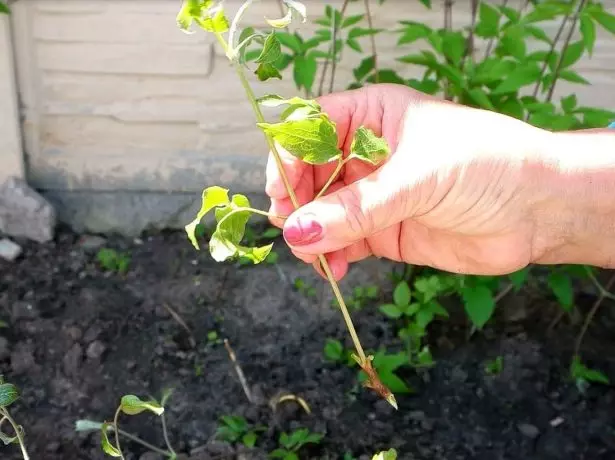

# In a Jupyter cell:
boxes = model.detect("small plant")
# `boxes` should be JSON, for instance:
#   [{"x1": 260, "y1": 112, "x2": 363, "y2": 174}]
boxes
[
  {"x1": 0, "y1": 378, "x2": 29, "y2": 460},
  {"x1": 570, "y1": 355, "x2": 610, "y2": 393},
  {"x1": 372, "y1": 449, "x2": 397, "y2": 460},
  {"x1": 269, "y1": 428, "x2": 324, "y2": 460},
  {"x1": 333, "y1": 284, "x2": 380, "y2": 311},
  {"x1": 96, "y1": 248, "x2": 130, "y2": 274},
  {"x1": 215, "y1": 415, "x2": 265, "y2": 448},
  {"x1": 80, "y1": 389, "x2": 177, "y2": 459},
  {"x1": 293, "y1": 277, "x2": 317, "y2": 298},
  {"x1": 484, "y1": 356, "x2": 504, "y2": 376},
  {"x1": 178, "y1": 0, "x2": 396, "y2": 408},
  {"x1": 358, "y1": 350, "x2": 413, "y2": 395},
  {"x1": 323, "y1": 338, "x2": 355, "y2": 366},
  {"x1": 239, "y1": 226, "x2": 281, "y2": 265},
  {"x1": 207, "y1": 330, "x2": 223, "y2": 345}
]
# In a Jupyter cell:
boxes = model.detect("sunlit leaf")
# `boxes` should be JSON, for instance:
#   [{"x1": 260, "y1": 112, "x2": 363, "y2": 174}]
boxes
[
  {"x1": 185, "y1": 186, "x2": 230, "y2": 250},
  {"x1": 348, "y1": 126, "x2": 390, "y2": 165},
  {"x1": 176, "y1": 0, "x2": 214, "y2": 33},
  {"x1": 120, "y1": 395, "x2": 164, "y2": 416},
  {"x1": 101, "y1": 423, "x2": 122, "y2": 457},
  {"x1": 372, "y1": 449, "x2": 397, "y2": 460},
  {"x1": 200, "y1": 6, "x2": 229, "y2": 33}
]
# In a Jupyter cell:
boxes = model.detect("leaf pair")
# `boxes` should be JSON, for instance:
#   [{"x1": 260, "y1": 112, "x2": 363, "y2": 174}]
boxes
[
  {"x1": 257, "y1": 95, "x2": 390, "y2": 166},
  {"x1": 185, "y1": 186, "x2": 273, "y2": 265}
]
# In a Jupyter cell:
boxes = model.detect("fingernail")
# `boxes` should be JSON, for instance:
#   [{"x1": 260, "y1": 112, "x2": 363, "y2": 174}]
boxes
[{"x1": 284, "y1": 213, "x2": 323, "y2": 246}]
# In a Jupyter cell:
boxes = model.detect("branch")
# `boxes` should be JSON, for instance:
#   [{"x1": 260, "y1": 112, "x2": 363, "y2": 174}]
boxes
[
  {"x1": 363, "y1": 0, "x2": 379, "y2": 83},
  {"x1": 327, "y1": 0, "x2": 351, "y2": 95}
]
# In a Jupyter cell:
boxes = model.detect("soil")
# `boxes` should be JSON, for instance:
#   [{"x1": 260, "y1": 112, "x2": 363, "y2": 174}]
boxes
[{"x1": 1, "y1": 226, "x2": 615, "y2": 460}]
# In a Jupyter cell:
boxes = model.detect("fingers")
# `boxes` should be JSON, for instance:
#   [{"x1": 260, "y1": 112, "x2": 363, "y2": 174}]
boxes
[{"x1": 265, "y1": 145, "x2": 308, "y2": 200}]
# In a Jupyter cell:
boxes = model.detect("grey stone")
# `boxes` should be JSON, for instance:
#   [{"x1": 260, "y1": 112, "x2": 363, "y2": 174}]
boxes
[
  {"x1": 77, "y1": 235, "x2": 107, "y2": 251},
  {"x1": 517, "y1": 423, "x2": 540, "y2": 439},
  {"x1": 10, "y1": 343, "x2": 37, "y2": 374},
  {"x1": 0, "y1": 177, "x2": 56, "y2": 242},
  {"x1": 12, "y1": 301, "x2": 39, "y2": 320},
  {"x1": 63, "y1": 343, "x2": 83, "y2": 377},
  {"x1": 0, "y1": 238, "x2": 21, "y2": 261},
  {"x1": 86, "y1": 340, "x2": 106, "y2": 360}
]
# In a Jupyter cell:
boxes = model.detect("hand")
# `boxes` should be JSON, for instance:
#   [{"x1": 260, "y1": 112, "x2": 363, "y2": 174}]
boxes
[{"x1": 264, "y1": 84, "x2": 563, "y2": 280}]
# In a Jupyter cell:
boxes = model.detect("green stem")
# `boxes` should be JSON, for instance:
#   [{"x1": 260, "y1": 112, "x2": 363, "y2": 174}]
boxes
[
  {"x1": 314, "y1": 157, "x2": 349, "y2": 200},
  {"x1": 113, "y1": 427, "x2": 173, "y2": 458},
  {"x1": 224, "y1": 33, "x2": 368, "y2": 364},
  {"x1": 0, "y1": 408, "x2": 29, "y2": 460},
  {"x1": 113, "y1": 407, "x2": 125, "y2": 460},
  {"x1": 160, "y1": 414, "x2": 176, "y2": 458}
]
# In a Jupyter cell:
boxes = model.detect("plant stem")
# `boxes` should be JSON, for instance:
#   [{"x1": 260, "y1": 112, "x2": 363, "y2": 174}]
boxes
[
  {"x1": 0, "y1": 408, "x2": 29, "y2": 460},
  {"x1": 329, "y1": 1, "x2": 350, "y2": 94},
  {"x1": 160, "y1": 414, "x2": 176, "y2": 458},
  {"x1": 545, "y1": 0, "x2": 586, "y2": 103},
  {"x1": 113, "y1": 427, "x2": 173, "y2": 458},
  {"x1": 113, "y1": 406, "x2": 125, "y2": 460},
  {"x1": 363, "y1": 0, "x2": 379, "y2": 83},
  {"x1": 318, "y1": 0, "x2": 351, "y2": 97},
  {"x1": 574, "y1": 271, "x2": 615, "y2": 356},
  {"x1": 228, "y1": 37, "x2": 368, "y2": 364},
  {"x1": 314, "y1": 157, "x2": 349, "y2": 200}
]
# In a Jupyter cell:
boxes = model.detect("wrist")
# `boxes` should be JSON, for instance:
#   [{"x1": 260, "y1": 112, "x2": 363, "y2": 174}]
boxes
[{"x1": 529, "y1": 127, "x2": 615, "y2": 268}]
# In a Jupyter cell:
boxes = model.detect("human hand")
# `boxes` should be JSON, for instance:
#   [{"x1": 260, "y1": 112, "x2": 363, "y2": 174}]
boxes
[{"x1": 264, "y1": 83, "x2": 566, "y2": 280}]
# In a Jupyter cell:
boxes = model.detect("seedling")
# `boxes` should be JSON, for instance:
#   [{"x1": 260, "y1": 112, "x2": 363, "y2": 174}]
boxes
[
  {"x1": 484, "y1": 356, "x2": 504, "y2": 376},
  {"x1": 570, "y1": 355, "x2": 610, "y2": 393},
  {"x1": 323, "y1": 338, "x2": 355, "y2": 367},
  {"x1": 294, "y1": 277, "x2": 317, "y2": 298},
  {"x1": 80, "y1": 389, "x2": 177, "y2": 459},
  {"x1": 177, "y1": 0, "x2": 396, "y2": 408},
  {"x1": 215, "y1": 415, "x2": 265, "y2": 448},
  {"x1": 372, "y1": 449, "x2": 397, "y2": 460},
  {"x1": 0, "y1": 378, "x2": 29, "y2": 460},
  {"x1": 269, "y1": 428, "x2": 323, "y2": 460},
  {"x1": 96, "y1": 248, "x2": 130, "y2": 274}
]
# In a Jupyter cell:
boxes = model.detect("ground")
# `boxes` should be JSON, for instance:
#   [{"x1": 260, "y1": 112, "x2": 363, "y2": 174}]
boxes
[{"x1": 1, "y1": 226, "x2": 615, "y2": 460}]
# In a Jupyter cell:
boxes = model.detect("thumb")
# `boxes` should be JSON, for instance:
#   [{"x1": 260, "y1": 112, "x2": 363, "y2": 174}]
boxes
[{"x1": 282, "y1": 157, "x2": 415, "y2": 255}]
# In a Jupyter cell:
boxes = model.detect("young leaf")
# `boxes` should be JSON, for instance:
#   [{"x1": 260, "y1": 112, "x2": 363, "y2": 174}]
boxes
[
  {"x1": 379, "y1": 303, "x2": 403, "y2": 319},
  {"x1": 242, "y1": 431, "x2": 257, "y2": 448},
  {"x1": 591, "y1": 10, "x2": 615, "y2": 35},
  {"x1": 324, "y1": 338, "x2": 344, "y2": 361},
  {"x1": 547, "y1": 272, "x2": 573, "y2": 312},
  {"x1": 0, "y1": 383, "x2": 20, "y2": 407},
  {"x1": 393, "y1": 281, "x2": 411, "y2": 307},
  {"x1": 560, "y1": 40, "x2": 585, "y2": 68},
  {"x1": 176, "y1": 0, "x2": 209, "y2": 33},
  {"x1": 101, "y1": 423, "x2": 122, "y2": 457},
  {"x1": 200, "y1": 7, "x2": 229, "y2": 33},
  {"x1": 185, "y1": 186, "x2": 230, "y2": 250},
  {"x1": 256, "y1": 33, "x2": 282, "y2": 64},
  {"x1": 120, "y1": 395, "x2": 164, "y2": 416},
  {"x1": 491, "y1": 63, "x2": 541, "y2": 95},
  {"x1": 580, "y1": 14, "x2": 596, "y2": 55},
  {"x1": 348, "y1": 126, "x2": 391, "y2": 165},
  {"x1": 461, "y1": 286, "x2": 495, "y2": 329},
  {"x1": 0, "y1": 431, "x2": 18, "y2": 446},
  {"x1": 75, "y1": 419, "x2": 105, "y2": 433},
  {"x1": 372, "y1": 449, "x2": 397, "y2": 460},
  {"x1": 255, "y1": 62, "x2": 282, "y2": 81},
  {"x1": 257, "y1": 115, "x2": 342, "y2": 165}
]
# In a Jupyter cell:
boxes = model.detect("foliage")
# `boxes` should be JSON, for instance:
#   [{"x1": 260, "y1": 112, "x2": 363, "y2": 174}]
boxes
[
  {"x1": 96, "y1": 248, "x2": 131, "y2": 274},
  {"x1": 215, "y1": 415, "x2": 266, "y2": 448},
  {"x1": 0, "y1": 377, "x2": 29, "y2": 459},
  {"x1": 269, "y1": 428, "x2": 324, "y2": 460},
  {"x1": 484, "y1": 356, "x2": 504, "y2": 376},
  {"x1": 0, "y1": 1, "x2": 9, "y2": 15}
]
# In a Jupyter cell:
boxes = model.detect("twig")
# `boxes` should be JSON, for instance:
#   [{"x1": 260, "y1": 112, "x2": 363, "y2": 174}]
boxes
[
  {"x1": 547, "y1": 308, "x2": 567, "y2": 335},
  {"x1": 546, "y1": 0, "x2": 587, "y2": 103},
  {"x1": 574, "y1": 271, "x2": 615, "y2": 356},
  {"x1": 224, "y1": 339, "x2": 254, "y2": 403},
  {"x1": 162, "y1": 303, "x2": 196, "y2": 348},
  {"x1": 0, "y1": 408, "x2": 29, "y2": 460},
  {"x1": 494, "y1": 283, "x2": 514, "y2": 303},
  {"x1": 363, "y1": 0, "x2": 379, "y2": 83},
  {"x1": 112, "y1": 427, "x2": 172, "y2": 458}
]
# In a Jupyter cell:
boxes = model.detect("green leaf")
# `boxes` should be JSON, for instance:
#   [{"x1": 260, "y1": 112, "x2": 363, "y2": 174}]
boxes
[
  {"x1": 257, "y1": 115, "x2": 341, "y2": 165},
  {"x1": 293, "y1": 55, "x2": 317, "y2": 93},
  {"x1": 571, "y1": 355, "x2": 610, "y2": 385},
  {"x1": 379, "y1": 303, "x2": 403, "y2": 319},
  {"x1": 441, "y1": 31, "x2": 465, "y2": 66},
  {"x1": 393, "y1": 281, "x2": 411, "y2": 307},
  {"x1": 256, "y1": 33, "x2": 282, "y2": 64},
  {"x1": 508, "y1": 267, "x2": 529, "y2": 290},
  {"x1": 560, "y1": 40, "x2": 585, "y2": 68},
  {"x1": 491, "y1": 63, "x2": 541, "y2": 95},
  {"x1": 461, "y1": 286, "x2": 495, "y2": 329},
  {"x1": 558, "y1": 69, "x2": 590, "y2": 85},
  {"x1": 120, "y1": 395, "x2": 164, "y2": 416},
  {"x1": 467, "y1": 88, "x2": 494, "y2": 110},
  {"x1": 591, "y1": 11, "x2": 615, "y2": 35},
  {"x1": 497, "y1": 26, "x2": 527, "y2": 60},
  {"x1": 348, "y1": 27, "x2": 382, "y2": 40},
  {"x1": 476, "y1": 2, "x2": 501, "y2": 38},
  {"x1": 348, "y1": 126, "x2": 390, "y2": 165},
  {"x1": 242, "y1": 431, "x2": 257, "y2": 448},
  {"x1": 0, "y1": 383, "x2": 20, "y2": 407},
  {"x1": 200, "y1": 7, "x2": 229, "y2": 33},
  {"x1": 255, "y1": 63, "x2": 282, "y2": 82},
  {"x1": 185, "y1": 186, "x2": 229, "y2": 250},
  {"x1": 547, "y1": 272, "x2": 573, "y2": 311},
  {"x1": 343, "y1": 14, "x2": 364, "y2": 28},
  {"x1": 580, "y1": 14, "x2": 596, "y2": 55},
  {"x1": 372, "y1": 449, "x2": 398, "y2": 460},
  {"x1": 0, "y1": 2, "x2": 10, "y2": 14},
  {"x1": 353, "y1": 55, "x2": 376, "y2": 81},
  {"x1": 176, "y1": 0, "x2": 211, "y2": 33},
  {"x1": 101, "y1": 423, "x2": 122, "y2": 457},
  {"x1": 561, "y1": 94, "x2": 577, "y2": 113},
  {"x1": 324, "y1": 338, "x2": 344, "y2": 361},
  {"x1": 397, "y1": 22, "x2": 432, "y2": 45},
  {"x1": 379, "y1": 372, "x2": 413, "y2": 394}
]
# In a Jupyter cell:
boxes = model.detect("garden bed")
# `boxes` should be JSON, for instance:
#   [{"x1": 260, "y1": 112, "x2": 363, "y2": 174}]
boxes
[{"x1": 1, "y1": 226, "x2": 615, "y2": 460}]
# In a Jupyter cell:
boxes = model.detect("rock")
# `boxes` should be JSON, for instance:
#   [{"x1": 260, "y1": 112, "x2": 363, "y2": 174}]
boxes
[
  {"x1": 0, "y1": 238, "x2": 22, "y2": 261},
  {"x1": 77, "y1": 235, "x2": 107, "y2": 252},
  {"x1": 12, "y1": 301, "x2": 39, "y2": 320},
  {"x1": 10, "y1": 343, "x2": 36, "y2": 374},
  {"x1": 63, "y1": 343, "x2": 83, "y2": 376},
  {"x1": 517, "y1": 423, "x2": 540, "y2": 439},
  {"x1": 0, "y1": 336, "x2": 10, "y2": 360},
  {"x1": 0, "y1": 177, "x2": 56, "y2": 243},
  {"x1": 86, "y1": 340, "x2": 106, "y2": 360}
]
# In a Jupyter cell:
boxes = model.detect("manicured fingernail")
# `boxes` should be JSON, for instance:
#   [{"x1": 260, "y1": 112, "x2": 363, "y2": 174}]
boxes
[{"x1": 284, "y1": 213, "x2": 323, "y2": 246}]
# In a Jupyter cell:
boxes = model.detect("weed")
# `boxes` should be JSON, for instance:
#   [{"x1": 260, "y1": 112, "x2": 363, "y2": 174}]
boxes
[
  {"x1": 294, "y1": 277, "x2": 317, "y2": 298},
  {"x1": 484, "y1": 356, "x2": 504, "y2": 376},
  {"x1": 215, "y1": 415, "x2": 265, "y2": 448},
  {"x1": 269, "y1": 428, "x2": 324, "y2": 460},
  {"x1": 570, "y1": 355, "x2": 610, "y2": 393},
  {"x1": 0, "y1": 378, "x2": 29, "y2": 459},
  {"x1": 96, "y1": 248, "x2": 130, "y2": 274}
]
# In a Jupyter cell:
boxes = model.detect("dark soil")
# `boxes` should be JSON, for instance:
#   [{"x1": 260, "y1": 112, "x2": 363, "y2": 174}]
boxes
[{"x1": 1, "y1": 226, "x2": 615, "y2": 460}]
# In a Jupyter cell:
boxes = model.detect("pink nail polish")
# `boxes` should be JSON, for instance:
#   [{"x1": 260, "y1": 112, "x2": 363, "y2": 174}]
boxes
[{"x1": 284, "y1": 214, "x2": 323, "y2": 246}]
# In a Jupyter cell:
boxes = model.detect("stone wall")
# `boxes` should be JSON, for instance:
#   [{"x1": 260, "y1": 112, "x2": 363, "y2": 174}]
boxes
[{"x1": 8, "y1": 0, "x2": 615, "y2": 235}]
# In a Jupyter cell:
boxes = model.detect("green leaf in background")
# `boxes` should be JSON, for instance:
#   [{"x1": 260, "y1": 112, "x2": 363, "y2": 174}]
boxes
[
  {"x1": 353, "y1": 55, "x2": 376, "y2": 81},
  {"x1": 120, "y1": 395, "x2": 164, "y2": 416},
  {"x1": 257, "y1": 115, "x2": 341, "y2": 165},
  {"x1": 560, "y1": 40, "x2": 585, "y2": 68},
  {"x1": 393, "y1": 281, "x2": 411, "y2": 307},
  {"x1": 379, "y1": 303, "x2": 403, "y2": 319},
  {"x1": 441, "y1": 31, "x2": 465, "y2": 66},
  {"x1": 591, "y1": 10, "x2": 615, "y2": 35},
  {"x1": 558, "y1": 69, "x2": 590, "y2": 85},
  {"x1": 372, "y1": 449, "x2": 397, "y2": 460},
  {"x1": 475, "y1": 2, "x2": 501, "y2": 38},
  {"x1": 548, "y1": 272, "x2": 574, "y2": 311},
  {"x1": 492, "y1": 63, "x2": 541, "y2": 95},
  {"x1": 461, "y1": 285, "x2": 495, "y2": 329},
  {"x1": 498, "y1": 25, "x2": 527, "y2": 60},
  {"x1": 242, "y1": 432, "x2": 257, "y2": 448},
  {"x1": 561, "y1": 94, "x2": 577, "y2": 113},
  {"x1": 293, "y1": 54, "x2": 317, "y2": 93},
  {"x1": 0, "y1": 1, "x2": 10, "y2": 14},
  {"x1": 570, "y1": 355, "x2": 610, "y2": 385},
  {"x1": 324, "y1": 338, "x2": 344, "y2": 361},
  {"x1": 101, "y1": 423, "x2": 122, "y2": 457},
  {"x1": 255, "y1": 62, "x2": 282, "y2": 81},
  {"x1": 580, "y1": 14, "x2": 596, "y2": 55},
  {"x1": 0, "y1": 383, "x2": 20, "y2": 407},
  {"x1": 467, "y1": 88, "x2": 494, "y2": 110},
  {"x1": 397, "y1": 22, "x2": 432, "y2": 45},
  {"x1": 508, "y1": 267, "x2": 529, "y2": 291},
  {"x1": 348, "y1": 126, "x2": 391, "y2": 165},
  {"x1": 185, "y1": 186, "x2": 229, "y2": 249}
]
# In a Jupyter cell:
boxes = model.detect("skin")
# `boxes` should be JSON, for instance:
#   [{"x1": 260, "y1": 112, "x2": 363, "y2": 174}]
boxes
[{"x1": 265, "y1": 84, "x2": 615, "y2": 281}]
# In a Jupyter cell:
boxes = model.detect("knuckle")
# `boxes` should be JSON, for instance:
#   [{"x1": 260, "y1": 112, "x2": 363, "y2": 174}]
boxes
[{"x1": 334, "y1": 187, "x2": 374, "y2": 237}]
